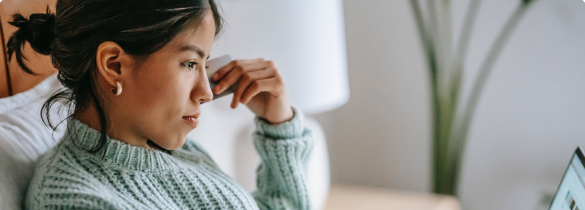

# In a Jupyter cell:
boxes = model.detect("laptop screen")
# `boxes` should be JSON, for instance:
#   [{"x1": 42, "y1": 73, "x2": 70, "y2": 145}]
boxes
[{"x1": 550, "y1": 148, "x2": 585, "y2": 210}]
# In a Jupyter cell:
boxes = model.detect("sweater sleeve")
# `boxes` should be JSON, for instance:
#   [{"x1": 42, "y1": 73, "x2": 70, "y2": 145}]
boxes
[{"x1": 251, "y1": 106, "x2": 314, "y2": 210}]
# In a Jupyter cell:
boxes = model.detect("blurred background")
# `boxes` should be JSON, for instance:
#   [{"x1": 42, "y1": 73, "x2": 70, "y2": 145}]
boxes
[
  {"x1": 311, "y1": 0, "x2": 585, "y2": 209},
  {"x1": 2, "y1": 0, "x2": 585, "y2": 209}
]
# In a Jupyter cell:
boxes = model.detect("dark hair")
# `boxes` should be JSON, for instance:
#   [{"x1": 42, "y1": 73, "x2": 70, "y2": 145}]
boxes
[{"x1": 6, "y1": 0, "x2": 224, "y2": 153}]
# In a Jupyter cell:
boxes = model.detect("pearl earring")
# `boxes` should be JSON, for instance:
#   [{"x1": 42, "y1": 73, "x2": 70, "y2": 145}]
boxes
[{"x1": 112, "y1": 81, "x2": 122, "y2": 96}]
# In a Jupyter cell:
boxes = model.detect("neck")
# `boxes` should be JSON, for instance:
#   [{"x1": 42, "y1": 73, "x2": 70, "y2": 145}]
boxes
[{"x1": 73, "y1": 102, "x2": 160, "y2": 151}]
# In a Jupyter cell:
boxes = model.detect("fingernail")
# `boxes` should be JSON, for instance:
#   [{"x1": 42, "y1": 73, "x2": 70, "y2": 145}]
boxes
[
  {"x1": 212, "y1": 74, "x2": 218, "y2": 81},
  {"x1": 214, "y1": 85, "x2": 221, "y2": 93}
]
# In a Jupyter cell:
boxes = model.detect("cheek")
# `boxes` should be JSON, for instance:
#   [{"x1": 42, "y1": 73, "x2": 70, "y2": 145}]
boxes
[
  {"x1": 126, "y1": 62, "x2": 191, "y2": 119},
  {"x1": 119, "y1": 58, "x2": 196, "y2": 150}
]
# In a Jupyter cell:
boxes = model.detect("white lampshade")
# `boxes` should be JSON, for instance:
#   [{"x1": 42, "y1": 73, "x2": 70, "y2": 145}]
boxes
[{"x1": 210, "y1": 0, "x2": 349, "y2": 115}]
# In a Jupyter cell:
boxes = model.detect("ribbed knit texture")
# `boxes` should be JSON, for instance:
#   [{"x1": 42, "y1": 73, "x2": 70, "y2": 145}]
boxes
[{"x1": 24, "y1": 107, "x2": 314, "y2": 210}]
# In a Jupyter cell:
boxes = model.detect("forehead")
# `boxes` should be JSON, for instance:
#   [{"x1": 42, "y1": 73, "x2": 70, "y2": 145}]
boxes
[{"x1": 166, "y1": 11, "x2": 216, "y2": 53}]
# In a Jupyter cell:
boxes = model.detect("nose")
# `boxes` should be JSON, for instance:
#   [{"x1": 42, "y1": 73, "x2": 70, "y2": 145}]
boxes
[{"x1": 192, "y1": 65, "x2": 213, "y2": 104}]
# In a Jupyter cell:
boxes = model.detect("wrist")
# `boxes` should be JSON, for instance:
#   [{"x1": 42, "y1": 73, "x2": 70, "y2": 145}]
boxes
[
  {"x1": 262, "y1": 106, "x2": 295, "y2": 125},
  {"x1": 254, "y1": 106, "x2": 304, "y2": 139}
]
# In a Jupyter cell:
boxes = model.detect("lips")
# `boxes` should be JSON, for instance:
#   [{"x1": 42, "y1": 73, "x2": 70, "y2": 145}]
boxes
[{"x1": 182, "y1": 113, "x2": 200, "y2": 128}]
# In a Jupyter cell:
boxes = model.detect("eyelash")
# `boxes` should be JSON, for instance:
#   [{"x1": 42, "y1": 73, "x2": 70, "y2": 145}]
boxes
[{"x1": 184, "y1": 62, "x2": 209, "y2": 70}]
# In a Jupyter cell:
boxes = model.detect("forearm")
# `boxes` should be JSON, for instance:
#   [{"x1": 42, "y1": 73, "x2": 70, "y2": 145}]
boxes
[{"x1": 252, "y1": 106, "x2": 314, "y2": 210}]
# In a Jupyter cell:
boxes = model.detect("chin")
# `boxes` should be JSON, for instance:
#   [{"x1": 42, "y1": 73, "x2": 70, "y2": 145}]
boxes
[{"x1": 162, "y1": 135, "x2": 188, "y2": 150}]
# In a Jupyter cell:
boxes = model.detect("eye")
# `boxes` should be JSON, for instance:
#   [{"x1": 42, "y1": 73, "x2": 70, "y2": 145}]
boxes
[
  {"x1": 184, "y1": 62, "x2": 197, "y2": 70},
  {"x1": 183, "y1": 62, "x2": 210, "y2": 70}
]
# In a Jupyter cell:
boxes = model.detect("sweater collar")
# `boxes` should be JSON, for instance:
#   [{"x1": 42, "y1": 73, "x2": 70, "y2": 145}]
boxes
[{"x1": 62, "y1": 118, "x2": 180, "y2": 172}]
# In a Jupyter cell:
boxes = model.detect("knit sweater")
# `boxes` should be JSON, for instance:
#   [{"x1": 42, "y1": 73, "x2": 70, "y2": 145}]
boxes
[{"x1": 24, "y1": 107, "x2": 314, "y2": 210}]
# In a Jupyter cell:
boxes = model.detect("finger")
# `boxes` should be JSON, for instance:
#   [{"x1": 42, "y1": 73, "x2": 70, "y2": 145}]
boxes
[
  {"x1": 240, "y1": 77, "x2": 282, "y2": 105},
  {"x1": 212, "y1": 58, "x2": 267, "y2": 81},
  {"x1": 211, "y1": 60, "x2": 237, "y2": 82},
  {"x1": 213, "y1": 65, "x2": 243, "y2": 94},
  {"x1": 231, "y1": 69, "x2": 276, "y2": 108},
  {"x1": 214, "y1": 60, "x2": 270, "y2": 94}
]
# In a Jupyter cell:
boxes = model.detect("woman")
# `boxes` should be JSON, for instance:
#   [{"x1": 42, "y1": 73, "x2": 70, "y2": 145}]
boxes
[{"x1": 6, "y1": 0, "x2": 314, "y2": 209}]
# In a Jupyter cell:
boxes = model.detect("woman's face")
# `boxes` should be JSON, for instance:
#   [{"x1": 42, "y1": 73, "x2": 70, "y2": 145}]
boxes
[{"x1": 112, "y1": 11, "x2": 216, "y2": 150}]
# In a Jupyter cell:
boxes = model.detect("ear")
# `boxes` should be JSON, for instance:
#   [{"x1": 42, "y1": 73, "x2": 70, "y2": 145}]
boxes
[{"x1": 95, "y1": 41, "x2": 133, "y2": 88}]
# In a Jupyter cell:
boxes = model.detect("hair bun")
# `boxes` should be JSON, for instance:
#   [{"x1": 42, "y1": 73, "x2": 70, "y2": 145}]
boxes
[
  {"x1": 12, "y1": 9, "x2": 56, "y2": 55},
  {"x1": 6, "y1": 7, "x2": 55, "y2": 74},
  {"x1": 27, "y1": 11, "x2": 56, "y2": 55}
]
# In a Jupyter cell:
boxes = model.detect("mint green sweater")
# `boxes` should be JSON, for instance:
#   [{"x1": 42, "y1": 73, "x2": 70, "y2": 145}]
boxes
[{"x1": 25, "y1": 107, "x2": 314, "y2": 210}]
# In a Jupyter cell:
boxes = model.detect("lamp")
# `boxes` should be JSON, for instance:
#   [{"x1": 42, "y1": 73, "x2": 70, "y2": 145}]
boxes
[
  {"x1": 210, "y1": 0, "x2": 349, "y2": 115},
  {"x1": 208, "y1": 1, "x2": 349, "y2": 209}
]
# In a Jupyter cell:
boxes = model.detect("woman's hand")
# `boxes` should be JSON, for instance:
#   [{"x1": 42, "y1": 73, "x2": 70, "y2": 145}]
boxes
[{"x1": 210, "y1": 58, "x2": 294, "y2": 124}]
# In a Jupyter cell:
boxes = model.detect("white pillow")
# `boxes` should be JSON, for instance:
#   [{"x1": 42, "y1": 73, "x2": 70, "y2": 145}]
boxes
[{"x1": 0, "y1": 74, "x2": 66, "y2": 210}]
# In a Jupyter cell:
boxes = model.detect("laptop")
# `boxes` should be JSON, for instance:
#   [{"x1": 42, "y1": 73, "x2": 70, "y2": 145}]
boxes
[{"x1": 550, "y1": 147, "x2": 585, "y2": 210}]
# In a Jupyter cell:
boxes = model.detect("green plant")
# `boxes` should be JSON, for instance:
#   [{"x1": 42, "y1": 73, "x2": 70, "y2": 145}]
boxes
[{"x1": 408, "y1": 0, "x2": 538, "y2": 195}]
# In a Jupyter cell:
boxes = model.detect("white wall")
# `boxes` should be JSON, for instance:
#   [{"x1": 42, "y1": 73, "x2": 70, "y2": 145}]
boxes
[{"x1": 313, "y1": 0, "x2": 585, "y2": 209}]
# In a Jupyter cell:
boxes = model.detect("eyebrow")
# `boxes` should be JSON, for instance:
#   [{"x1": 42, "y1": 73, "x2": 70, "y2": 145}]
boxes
[{"x1": 179, "y1": 45, "x2": 210, "y2": 60}]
